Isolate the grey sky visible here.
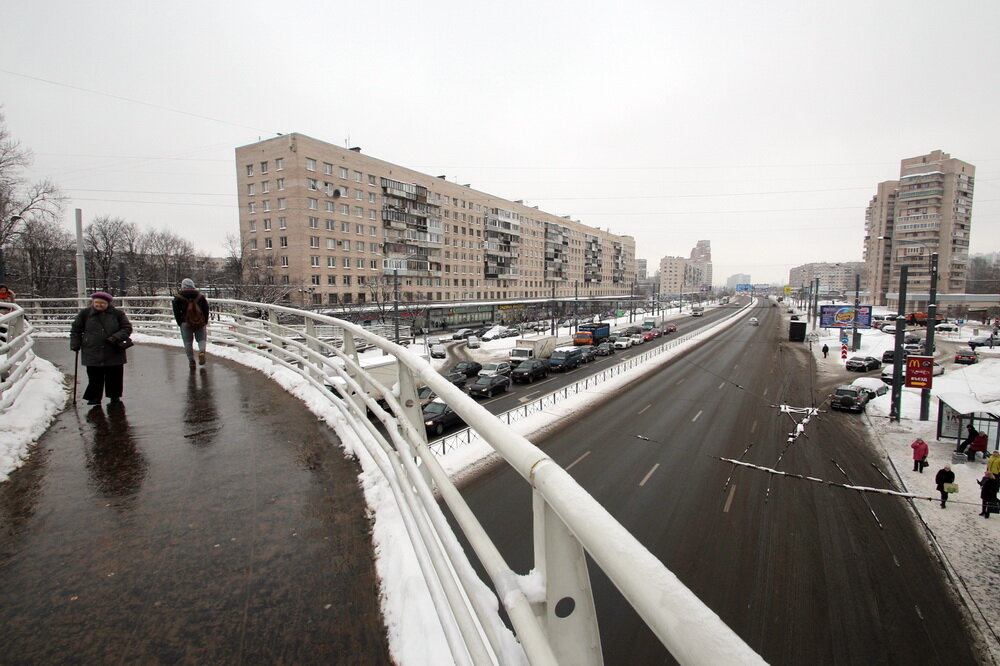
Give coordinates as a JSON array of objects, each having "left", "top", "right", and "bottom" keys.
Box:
[{"left": 3, "top": 0, "right": 998, "bottom": 284}]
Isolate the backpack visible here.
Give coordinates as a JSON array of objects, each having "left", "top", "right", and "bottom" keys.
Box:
[{"left": 184, "top": 296, "right": 207, "bottom": 329}]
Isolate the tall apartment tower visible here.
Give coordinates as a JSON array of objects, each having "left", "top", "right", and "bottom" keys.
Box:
[
  {"left": 689, "top": 240, "right": 713, "bottom": 289},
  {"left": 658, "top": 256, "right": 702, "bottom": 297},
  {"left": 863, "top": 150, "right": 975, "bottom": 305},
  {"left": 234, "top": 134, "right": 635, "bottom": 307}
]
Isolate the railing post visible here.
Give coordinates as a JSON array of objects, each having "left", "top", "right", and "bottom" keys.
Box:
[
  {"left": 304, "top": 317, "right": 322, "bottom": 382},
  {"left": 532, "top": 490, "right": 603, "bottom": 665},
  {"left": 396, "top": 364, "right": 434, "bottom": 488}
]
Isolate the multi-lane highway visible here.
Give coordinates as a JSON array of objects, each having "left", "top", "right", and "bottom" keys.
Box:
[{"left": 447, "top": 300, "right": 980, "bottom": 664}]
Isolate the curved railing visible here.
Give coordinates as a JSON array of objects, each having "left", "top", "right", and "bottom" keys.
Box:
[
  {"left": 21, "top": 296, "right": 764, "bottom": 666},
  {"left": 0, "top": 303, "right": 37, "bottom": 410}
]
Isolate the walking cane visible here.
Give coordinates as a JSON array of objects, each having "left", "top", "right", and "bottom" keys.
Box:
[{"left": 72, "top": 350, "right": 79, "bottom": 404}]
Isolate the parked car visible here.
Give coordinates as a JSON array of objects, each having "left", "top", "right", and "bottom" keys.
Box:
[
  {"left": 881, "top": 362, "right": 943, "bottom": 384},
  {"left": 450, "top": 361, "right": 482, "bottom": 377},
  {"left": 430, "top": 344, "right": 447, "bottom": 359},
  {"left": 501, "top": 328, "right": 520, "bottom": 338},
  {"left": 968, "top": 334, "right": 999, "bottom": 349},
  {"left": 595, "top": 341, "right": 616, "bottom": 356},
  {"left": 466, "top": 336, "right": 481, "bottom": 349},
  {"left": 881, "top": 350, "right": 896, "bottom": 363},
  {"left": 748, "top": 317, "right": 759, "bottom": 326},
  {"left": 478, "top": 362, "right": 512, "bottom": 377},
  {"left": 511, "top": 358, "right": 550, "bottom": 383},
  {"left": 417, "top": 386, "right": 438, "bottom": 408},
  {"left": 790, "top": 315, "right": 800, "bottom": 321},
  {"left": 452, "top": 328, "right": 473, "bottom": 340},
  {"left": 442, "top": 371, "right": 467, "bottom": 388},
  {"left": 845, "top": 356, "right": 881, "bottom": 372},
  {"left": 935, "top": 323, "right": 958, "bottom": 332},
  {"left": 904, "top": 333, "right": 922, "bottom": 345},
  {"left": 468, "top": 374, "right": 511, "bottom": 398},
  {"left": 852, "top": 377, "right": 888, "bottom": 399},
  {"left": 426, "top": 337, "right": 442, "bottom": 346},
  {"left": 422, "top": 400, "right": 464, "bottom": 436},
  {"left": 955, "top": 349, "right": 979, "bottom": 364},
  {"left": 830, "top": 385, "right": 871, "bottom": 412},
  {"left": 578, "top": 346, "right": 597, "bottom": 363}
]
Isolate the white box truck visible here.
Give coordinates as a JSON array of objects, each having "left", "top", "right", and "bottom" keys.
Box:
[{"left": 509, "top": 337, "right": 558, "bottom": 367}]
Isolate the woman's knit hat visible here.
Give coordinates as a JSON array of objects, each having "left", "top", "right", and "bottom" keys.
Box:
[
  {"left": 90, "top": 292, "right": 114, "bottom": 303},
  {"left": 181, "top": 278, "right": 196, "bottom": 290}
]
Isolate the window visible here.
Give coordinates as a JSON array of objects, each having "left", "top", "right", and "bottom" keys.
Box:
[
  {"left": 278, "top": 198, "right": 286, "bottom": 210},
  {"left": 327, "top": 275, "right": 336, "bottom": 285},
  {"left": 369, "top": 242, "right": 378, "bottom": 252},
  {"left": 355, "top": 189, "right": 363, "bottom": 200},
  {"left": 368, "top": 192, "right": 376, "bottom": 203},
  {"left": 356, "top": 258, "right": 364, "bottom": 269},
  {"left": 368, "top": 174, "right": 376, "bottom": 185},
  {"left": 262, "top": 200, "right": 270, "bottom": 212},
  {"left": 281, "top": 274, "right": 290, "bottom": 284},
  {"left": 355, "top": 206, "right": 363, "bottom": 217},
  {"left": 306, "top": 158, "right": 316, "bottom": 171},
  {"left": 310, "top": 236, "right": 320, "bottom": 248},
  {"left": 279, "top": 236, "right": 288, "bottom": 248},
  {"left": 248, "top": 202, "right": 256, "bottom": 213},
  {"left": 279, "top": 217, "right": 287, "bottom": 229},
  {"left": 263, "top": 218, "right": 271, "bottom": 230},
  {"left": 326, "top": 219, "right": 334, "bottom": 231},
  {"left": 342, "top": 257, "right": 351, "bottom": 268},
  {"left": 327, "top": 256, "right": 336, "bottom": 267},
  {"left": 341, "top": 203, "right": 350, "bottom": 215},
  {"left": 248, "top": 220, "right": 256, "bottom": 232},
  {"left": 308, "top": 178, "right": 318, "bottom": 190},
  {"left": 326, "top": 201, "right": 335, "bottom": 212},
  {"left": 354, "top": 171, "right": 362, "bottom": 182},
  {"left": 326, "top": 238, "right": 336, "bottom": 249},
  {"left": 323, "top": 162, "right": 333, "bottom": 175},
  {"left": 245, "top": 164, "right": 253, "bottom": 176},
  {"left": 368, "top": 209, "right": 376, "bottom": 220},
  {"left": 340, "top": 167, "right": 349, "bottom": 179},
  {"left": 247, "top": 183, "right": 255, "bottom": 195},
  {"left": 280, "top": 256, "right": 289, "bottom": 267},
  {"left": 311, "top": 256, "right": 320, "bottom": 267},
  {"left": 264, "top": 238, "right": 273, "bottom": 249},
  {"left": 355, "top": 224, "right": 364, "bottom": 234},
  {"left": 341, "top": 221, "right": 350, "bottom": 232},
  {"left": 260, "top": 161, "right": 268, "bottom": 174},
  {"left": 309, "top": 198, "right": 318, "bottom": 210},
  {"left": 309, "top": 217, "right": 318, "bottom": 229},
  {"left": 277, "top": 178, "right": 285, "bottom": 190},
  {"left": 250, "top": 238, "right": 258, "bottom": 250},
  {"left": 370, "top": 259, "right": 378, "bottom": 269},
  {"left": 356, "top": 241, "right": 364, "bottom": 252},
  {"left": 343, "top": 276, "right": 352, "bottom": 286},
  {"left": 262, "top": 181, "right": 269, "bottom": 193},
  {"left": 275, "top": 157, "right": 284, "bottom": 170}
]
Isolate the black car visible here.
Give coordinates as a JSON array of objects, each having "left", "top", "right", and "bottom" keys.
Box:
[
  {"left": 442, "top": 371, "right": 467, "bottom": 388},
  {"left": 955, "top": 349, "right": 979, "bottom": 364},
  {"left": 422, "top": 401, "right": 464, "bottom": 436},
  {"left": 468, "top": 374, "right": 511, "bottom": 398},
  {"left": 595, "top": 341, "right": 615, "bottom": 356},
  {"left": 450, "top": 361, "right": 483, "bottom": 377},
  {"left": 845, "top": 356, "right": 881, "bottom": 372},
  {"left": 882, "top": 350, "right": 895, "bottom": 363},
  {"left": 511, "top": 359, "right": 550, "bottom": 383},
  {"left": 578, "top": 346, "right": 597, "bottom": 363}
]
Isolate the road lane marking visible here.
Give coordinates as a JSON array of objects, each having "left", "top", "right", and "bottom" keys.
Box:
[
  {"left": 566, "top": 451, "right": 591, "bottom": 471},
  {"left": 676, "top": 378, "right": 685, "bottom": 385},
  {"left": 724, "top": 484, "right": 737, "bottom": 513},
  {"left": 518, "top": 390, "right": 540, "bottom": 403},
  {"left": 639, "top": 463, "right": 660, "bottom": 487},
  {"left": 638, "top": 404, "right": 652, "bottom": 414},
  {"left": 762, "top": 387, "right": 768, "bottom": 397},
  {"left": 751, "top": 420, "right": 757, "bottom": 433},
  {"left": 692, "top": 410, "right": 703, "bottom": 422},
  {"left": 718, "top": 382, "right": 725, "bottom": 390}
]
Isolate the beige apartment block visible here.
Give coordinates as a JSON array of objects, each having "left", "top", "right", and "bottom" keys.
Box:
[
  {"left": 658, "top": 256, "right": 702, "bottom": 296},
  {"left": 788, "top": 262, "right": 865, "bottom": 293},
  {"left": 235, "top": 134, "right": 635, "bottom": 307},
  {"left": 863, "top": 150, "right": 975, "bottom": 305}
]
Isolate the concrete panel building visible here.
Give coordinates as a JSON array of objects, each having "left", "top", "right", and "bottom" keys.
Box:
[
  {"left": 788, "top": 262, "right": 865, "bottom": 293},
  {"left": 235, "top": 134, "right": 635, "bottom": 306},
  {"left": 658, "top": 256, "right": 702, "bottom": 297},
  {"left": 689, "top": 240, "right": 713, "bottom": 289}
]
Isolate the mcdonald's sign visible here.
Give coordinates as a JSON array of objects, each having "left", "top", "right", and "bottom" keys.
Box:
[{"left": 905, "top": 355, "right": 935, "bottom": 389}]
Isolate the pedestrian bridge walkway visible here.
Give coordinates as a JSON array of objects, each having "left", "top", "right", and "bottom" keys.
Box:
[{"left": 0, "top": 339, "right": 391, "bottom": 664}]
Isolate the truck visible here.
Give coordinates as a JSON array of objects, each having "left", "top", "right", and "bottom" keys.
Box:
[
  {"left": 509, "top": 336, "right": 558, "bottom": 367},
  {"left": 573, "top": 322, "right": 610, "bottom": 346},
  {"left": 691, "top": 306, "right": 704, "bottom": 316},
  {"left": 641, "top": 318, "right": 659, "bottom": 331}
]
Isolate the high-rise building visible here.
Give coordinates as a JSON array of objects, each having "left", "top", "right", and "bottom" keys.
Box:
[
  {"left": 636, "top": 259, "right": 647, "bottom": 280},
  {"left": 658, "top": 256, "right": 702, "bottom": 297},
  {"left": 689, "top": 240, "right": 713, "bottom": 289},
  {"left": 235, "top": 134, "right": 635, "bottom": 306},
  {"left": 726, "top": 273, "right": 751, "bottom": 291},
  {"left": 863, "top": 150, "right": 975, "bottom": 305},
  {"left": 789, "top": 262, "right": 865, "bottom": 293}
]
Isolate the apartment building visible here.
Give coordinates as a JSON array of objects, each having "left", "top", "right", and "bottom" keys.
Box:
[
  {"left": 863, "top": 150, "right": 975, "bottom": 305},
  {"left": 788, "top": 262, "right": 865, "bottom": 293},
  {"left": 658, "top": 256, "right": 703, "bottom": 297},
  {"left": 689, "top": 240, "right": 713, "bottom": 289},
  {"left": 235, "top": 134, "right": 635, "bottom": 306}
]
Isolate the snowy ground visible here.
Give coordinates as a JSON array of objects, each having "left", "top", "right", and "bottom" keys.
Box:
[
  {"left": 0, "top": 355, "right": 67, "bottom": 482},
  {"left": 805, "top": 304, "right": 1000, "bottom": 656}
]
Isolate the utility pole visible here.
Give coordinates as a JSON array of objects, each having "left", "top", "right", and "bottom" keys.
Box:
[
  {"left": 75, "top": 208, "right": 88, "bottom": 300},
  {"left": 852, "top": 273, "right": 861, "bottom": 351},
  {"left": 920, "top": 253, "right": 939, "bottom": 421},
  {"left": 812, "top": 278, "right": 820, "bottom": 328},
  {"left": 393, "top": 269, "right": 400, "bottom": 344},
  {"left": 890, "top": 266, "right": 909, "bottom": 422},
  {"left": 550, "top": 281, "right": 556, "bottom": 336}
]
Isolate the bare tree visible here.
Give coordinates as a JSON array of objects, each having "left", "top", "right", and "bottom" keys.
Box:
[
  {"left": 0, "top": 110, "right": 64, "bottom": 247},
  {"left": 8, "top": 218, "right": 75, "bottom": 297},
  {"left": 84, "top": 216, "right": 138, "bottom": 290},
  {"left": 366, "top": 274, "right": 397, "bottom": 323}
]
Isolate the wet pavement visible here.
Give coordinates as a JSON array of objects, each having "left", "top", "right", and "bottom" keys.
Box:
[{"left": 0, "top": 340, "right": 391, "bottom": 665}]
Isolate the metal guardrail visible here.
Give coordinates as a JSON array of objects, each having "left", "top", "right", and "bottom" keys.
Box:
[
  {"left": 21, "top": 296, "right": 764, "bottom": 666},
  {"left": 0, "top": 303, "right": 37, "bottom": 411}
]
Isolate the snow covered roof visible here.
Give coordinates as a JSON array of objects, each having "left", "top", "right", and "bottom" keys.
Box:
[{"left": 936, "top": 392, "right": 1000, "bottom": 418}]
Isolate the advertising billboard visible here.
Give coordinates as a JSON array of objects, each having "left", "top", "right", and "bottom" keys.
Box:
[
  {"left": 736, "top": 284, "right": 752, "bottom": 292},
  {"left": 819, "top": 305, "right": 873, "bottom": 329},
  {"left": 905, "top": 355, "right": 935, "bottom": 389}
]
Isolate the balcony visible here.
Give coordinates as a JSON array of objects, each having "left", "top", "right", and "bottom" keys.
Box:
[
  {"left": 382, "top": 258, "right": 440, "bottom": 277},
  {"left": 485, "top": 218, "right": 521, "bottom": 234},
  {"left": 898, "top": 188, "right": 943, "bottom": 199},
  {"left": 483, "top": 241, "right": 514, "bottom": 256}
]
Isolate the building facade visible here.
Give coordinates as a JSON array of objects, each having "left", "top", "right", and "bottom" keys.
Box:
[
  {"left": 726, "top": 273, "right": 751, "bottom": 291},
  {"left": 689, "top": 240, "right": 713, "bottom": 289},
  {"left": 658, "top": 256, "right": 703, "bottom": 297},
  {"left": 863, "top": 150, "right": 975, "bottom": 305},
  {"left": 235, "top": 134, "right": 635, "bottom": 306},
  {"left": 788, "top": 262, "right": 865, "bottom": 294}
]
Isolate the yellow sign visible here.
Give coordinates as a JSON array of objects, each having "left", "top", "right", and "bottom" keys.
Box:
[{"left": 784, "top": 285, "right": 792, "bottom": 295}]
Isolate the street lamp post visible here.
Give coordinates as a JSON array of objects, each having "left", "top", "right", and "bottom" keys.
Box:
[
  {"left": 890, "top": 266, "right": 909, "bottom": 422},
  {"left": 920, "top": 253, "right": 939, "bottom": 421}
]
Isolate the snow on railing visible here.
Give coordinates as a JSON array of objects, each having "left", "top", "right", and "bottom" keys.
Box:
[
  {"left": 0, "top": 303, "right": 37, "bottom": 410},
  {"left": 23, "top": 296, "right": 764, "bottom": 666}
]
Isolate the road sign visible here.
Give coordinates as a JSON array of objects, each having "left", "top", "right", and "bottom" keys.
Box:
[
  {"left": 905, "top": 355, "right": 935, "bottom": 389},
  {"left": 841, "top": 343, "right": 848, "bottom": 359}
]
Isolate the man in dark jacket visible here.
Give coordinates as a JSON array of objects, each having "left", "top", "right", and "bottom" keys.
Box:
[
  {"left": 978, "top": 472, "right": 999, "bottom": 518},
  {"left": 935, "top": 466, "right": 955, "bottom": 508},
  {"left": 172, "top": 278, "right": 210, "bottom": 369},
  {"left": 70, "top": 292, "right": 133, "bottom": 405}
]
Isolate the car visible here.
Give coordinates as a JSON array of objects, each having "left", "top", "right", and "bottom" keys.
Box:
[
  {"left": 904, "top": 333, "right": 922, "bottom": 345},
  {"left": 882, "top": 325, "right": 899, "bottom": 334},
  {"left": 452, "top": 328, "right": 473, "bottom": 340},
  {"left": 649, "top": 328, "right": 662, "bottom": 338},
  {"left": 852, "top": 377, "right": 888, "bottom": 399},
  {"left": 845, "top": 356, "right": 881, "bottom": 371},
  {"left": 417, "top": 386, "right": 438, "bottom": 408},
  {"left": 426, "top": 337, "right": 442, "bottom": 346},
  {"left": 902, "top": 343, "right": 923, "bottom": 354},
  {"left": 442, "top": 371, "right": 467, "bottom": 388},
  {"left": 468, "top": 374, "right": 511, "bottom": 398},
  {"left": 422, "top": 400, "right": 465, "bottom": 436},
  {"left": 466, "top": 336, "right": 481, "bottom": 349},
  {"left": 478, "top": 362, "right": 512, "bottom": 377},
  {"left": 625, "top": 326, "right": 643, "bottom": 335},
  {"left": 511, "top": 358, "right": 549, "bottom": 383},
  {"left": 881, "top": 362, "right": 944, "bottom": 384},
  {"left": 430, "top": 344, "right": 447, "bottom": 359},
  {"left": 748, "top": 317, "right": 759, "bottom": 326},
  {"left": 501, "top": 328, "right": 520, "bottom": 338},
  {"left": 665, "top": 324, "right": 677, "bottom": 333},
  {"left": 968, "top": 334, "right": 999, "bottom": 349},
  {"left": 830, "top": 385, "right": 870, "bottom": 412},
  {"left": 935, "top": 323, "right": 958, "bottom": 333},
  {"left": 549, "top": 347, "right": 585, "bottom": 371},
  {"left": 450, "top": 361, "right": 482, "bottom": 377},
  {"left": 642, "top": 331, "right": 655, "bottom": 342},
  {"left": 595, "top": 341, "right": 615, "bottom": 356},
  {"left": 578, "top": 346, "right": 597, "bottom": 363},
  {"left": 882, "top": 350, "right": 896, "bottom": 363},
  {"left": 629, "top": 334, "right": 645, "bottom": 346},
  {"left": 613, "top": 336, "right": 632, "bottom": 350},
  {"left": 955, "top": 349, "right": 979, "bottom": 364},
  {"left": 790, "top": 315, "right": 800, "bottom": 321}
]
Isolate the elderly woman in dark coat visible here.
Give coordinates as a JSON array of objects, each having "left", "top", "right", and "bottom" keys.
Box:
[{"left": 70, "top": 292, "right": 133, "bottom": 405}]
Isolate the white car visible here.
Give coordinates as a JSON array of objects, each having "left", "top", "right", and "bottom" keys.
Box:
[
  {"left": 881, "top": 362, "right": 944, "bottom": 383},
  {"left": 466, "top": 336, "right": 481, "bottom": 349},
  {"left": 629, "top": 334, "right": 645, "bottom": 346},
  {"left": 613, "top": 336, "right": 632, "bottom": 350},
  {"left": 935, "top": 323, "right": 958, "bottom": 333},
  {"left": 749, "top": 317, "right": 759, "bottom": 326},
  {"left": 478, "top": 362, "right": 511, "bottom": 377},
  {"left": 426, "top": 337, "right": 442, "bottom": 346}
]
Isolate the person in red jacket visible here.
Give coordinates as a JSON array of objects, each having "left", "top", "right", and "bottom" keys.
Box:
[
  {"left": 967, "top": 432, "right": 989, "bottom": 462},
  {"left": 911, "top": 438, "right": 929, "bottom": 472}
]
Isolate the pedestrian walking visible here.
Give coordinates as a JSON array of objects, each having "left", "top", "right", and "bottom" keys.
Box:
[
  {"left": 935, "top": 465, "right": 955, "bottom": 508},
  {"left": 0, "top": 284, "right": 15, "bottom": 303},
  {"left": 977, "top": 472, "right": 999, "bottom": 518},
  {"left": 911, "top": 438, "right": 929, "bottom": 472},
  {"left": 69, "top": 292, "right": 133, "bottom": 406},
  {"left": 172, "top": 278, "right": 210, "bottom": 369},
  {"left": 967, "top": 431, "right": 989, "bottom": 462},
  {"left": 956, "top": 424, "right": 977, "bottom": 453},
  {"left": 988, "top": 451, "right": 1000, "bottom": 478},
  {"left": 821, "top": 344, "right": 829, "bottom": 359}
]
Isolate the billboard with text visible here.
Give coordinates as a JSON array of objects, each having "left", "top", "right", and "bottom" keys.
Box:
[{"left": 819, "top": 305, "right": 873, "bottom": 329}]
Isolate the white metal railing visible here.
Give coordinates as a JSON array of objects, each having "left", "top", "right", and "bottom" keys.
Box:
[
  {"left": 0, "top": 303, "right": 37, "bottom": 410},
  {"left": 21, "top": 296, "right": 764, "bottom": 666}
]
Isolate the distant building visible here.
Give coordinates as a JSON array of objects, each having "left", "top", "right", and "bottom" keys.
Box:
[
  {"left": 726, "top": 273, "right": 751, "bottom": 291},
  {"left": 636, "top": 259, "right": 647, "bottom": 280},
  {"left": 658, "top": 256, "right": 703, "bottom": 297},
  {"left": 689, "top": 240, "right": 713, "bottom": 289},
  {"left": 789, "top": 262, "right": 865, "bottom": 294}
]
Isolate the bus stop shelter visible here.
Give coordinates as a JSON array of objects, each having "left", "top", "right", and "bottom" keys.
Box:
[{"left": 936, "top": 392, "right": 1000, "bottom": 449}]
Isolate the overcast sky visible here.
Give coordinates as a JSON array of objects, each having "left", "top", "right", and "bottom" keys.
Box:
[{"left": 3, "top": 0, "right": 998, "bottom": 284}]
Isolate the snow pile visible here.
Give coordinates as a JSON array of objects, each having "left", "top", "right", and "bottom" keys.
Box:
[{"left": 0, "top": 356, "right": 67, "bottom": 482}]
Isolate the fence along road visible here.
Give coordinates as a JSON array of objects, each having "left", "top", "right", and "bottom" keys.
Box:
[{"left": 20, "top": 296, "right": 765, "bottom": 665}]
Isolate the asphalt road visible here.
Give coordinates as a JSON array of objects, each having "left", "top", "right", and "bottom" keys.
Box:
[{"left": 449, "top": 301, "right": 982, "bottom": 665}]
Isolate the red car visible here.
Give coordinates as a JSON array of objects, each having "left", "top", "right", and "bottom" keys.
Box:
[
  {"left": 642, "top": 331, "right": 655, "bottom": 342},
  {"left": 665, "top": 325, "right": 677, "bottom": 333}
]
